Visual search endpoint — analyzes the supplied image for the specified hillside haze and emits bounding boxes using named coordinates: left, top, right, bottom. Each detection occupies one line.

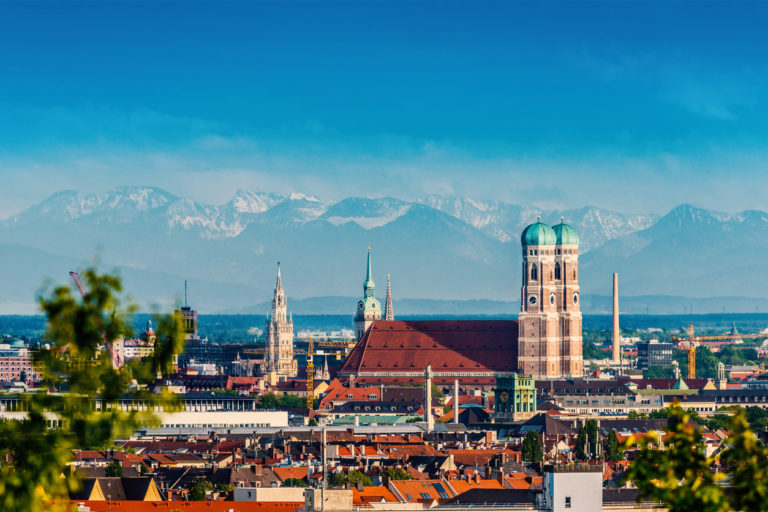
left=0, top=186, right=762, bottom=314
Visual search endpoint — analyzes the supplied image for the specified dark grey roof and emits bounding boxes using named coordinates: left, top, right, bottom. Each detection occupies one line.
left=537, top=379, right=630, bottom=396
left=121, top=477, right=155, bottom=500
left=516, top=413, right=575, bottom=436
left=70, top=478, right=100, bottom=501
left=95, top=477, right=126, bottom=500
left=599, top=419, right=670, bottom=433
left=603, top=488, right=655, bottom=504
left=662, top=394, right=716, bottom=403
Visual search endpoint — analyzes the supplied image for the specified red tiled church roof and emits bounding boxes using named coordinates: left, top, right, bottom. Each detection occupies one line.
left=339, top=320, right=518, bottom=385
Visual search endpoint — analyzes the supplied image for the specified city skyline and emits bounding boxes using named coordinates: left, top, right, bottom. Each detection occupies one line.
left=2, top=1, right=768, bottom=217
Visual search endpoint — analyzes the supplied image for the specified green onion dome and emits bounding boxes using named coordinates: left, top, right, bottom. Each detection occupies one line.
left=521, top=218, right=557, bottom=246
left=552, top=219, right=580, bottom=245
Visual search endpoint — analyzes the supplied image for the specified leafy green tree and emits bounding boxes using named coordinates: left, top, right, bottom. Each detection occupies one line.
left=522, top=431, right=543, bottom=463
left=586, top=419, right=599, bottom=457
left=604, top=429, right=622, bottom=462
left=0, top=268, right=183, bottom=512
left=279, top=394, right=306, bottom=409
left=583, top=340, right=609, bottom=360
left=744, top=406, right=768, bottom=431
left=328, top=470, right=372, bottom=486
left=383, top=468, right=412, bottom=480
left=308, top=418, right=318, bottom=426
left=258, top=392, right=280, bottom=409
left=648, top=407, right=704, bottom=425
left=643, top=365, right=673, bottom=379
left=282, top=478, right=308, bottom=487
left=575, top=425, right=588, bottom=461
left=347, top=470, right=373, bottom=486
left=703, top=411, right=732, bottom=431
left=621, top=404, right=727, bottom=512
left=627, top=410, right=648, bottom=419
left=216, top=483, right=233, bottom=493
left=719, top=409, right=768, bottom=512
left=105, top=461, right=123, bottom=477
left=329, top=472, right=347, bottom=486
left=575, top=420, right=599, bottom=461
left=188, top=480, right=211, bottom=501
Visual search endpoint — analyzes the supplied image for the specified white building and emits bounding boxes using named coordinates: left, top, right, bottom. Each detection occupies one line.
left=543, top=464, right=603, bottom=512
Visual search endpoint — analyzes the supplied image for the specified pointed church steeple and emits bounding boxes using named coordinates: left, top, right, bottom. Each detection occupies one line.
left=385, top=274, right=394, bottom=321
left=275, top=261, right=283, bottom=292
left=363, top=245, right=375, bottom=297
left=355, top=245, right=382, bottom=341
left=272, top=262, right=287, bottom=321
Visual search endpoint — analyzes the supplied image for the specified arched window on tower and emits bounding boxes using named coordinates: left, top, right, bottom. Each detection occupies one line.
left=554, top=262, right=561, bottom=280
left=531, top=264, right=538, bottom=281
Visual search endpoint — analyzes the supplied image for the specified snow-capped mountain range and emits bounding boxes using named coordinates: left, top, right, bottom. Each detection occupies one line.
left=2, top=186, right=654, bottom=250
left=0, top=186, right=765, bottom=314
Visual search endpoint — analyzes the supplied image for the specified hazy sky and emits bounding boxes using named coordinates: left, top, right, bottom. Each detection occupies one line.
left=1, top=0, right=767, bottom=218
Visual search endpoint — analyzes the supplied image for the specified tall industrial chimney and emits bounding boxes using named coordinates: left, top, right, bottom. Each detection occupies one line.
left=612, top=273, right=620, bottom=362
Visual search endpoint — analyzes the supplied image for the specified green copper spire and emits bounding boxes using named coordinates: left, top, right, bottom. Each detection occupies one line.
left=364, top=244, right=375, bottom=297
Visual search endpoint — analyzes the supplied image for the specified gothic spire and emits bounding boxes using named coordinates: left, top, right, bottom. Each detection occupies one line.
left=275, top=261, right=283, bottom=292
left=272, top=262, right=287, bottom=321
left=385, top=273, right=394, bottom=321
left=363, top=245, right=375, bottom=297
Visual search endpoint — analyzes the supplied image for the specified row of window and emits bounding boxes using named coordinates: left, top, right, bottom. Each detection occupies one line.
left=529, top=263, right=576, bottom=281
left=527, top=248, right=577, bottom=256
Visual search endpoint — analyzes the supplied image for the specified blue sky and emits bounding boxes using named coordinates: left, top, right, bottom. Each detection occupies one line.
left=1, top=0, right=767, bottom=216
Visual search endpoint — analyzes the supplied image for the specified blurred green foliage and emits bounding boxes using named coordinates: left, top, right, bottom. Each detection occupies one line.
left=622, top=404, right=768, bottom=512
left=0, top=268, right=184, bottom=512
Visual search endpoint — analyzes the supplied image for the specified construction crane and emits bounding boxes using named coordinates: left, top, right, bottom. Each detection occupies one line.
left=242, top=348, right=310, bottom=356
left=241, top=347, right=348, bottom=359
left=672, top=323, right=768, bottom=344
left=69, top=271, right=123, bottom=369
left=306, top=337, right=314, bottom=410
left=671, top=323, right=768, bottom=379
left=317, top=340, right=355, bottom=348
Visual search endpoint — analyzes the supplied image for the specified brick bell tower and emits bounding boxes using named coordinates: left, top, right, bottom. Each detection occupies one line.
left=518, top=218, right=561, bottom=378
left=552, top=218, right=583, bottom=377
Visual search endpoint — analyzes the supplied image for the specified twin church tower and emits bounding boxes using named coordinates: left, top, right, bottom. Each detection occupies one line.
left=518, top=218, right=583, bottom=378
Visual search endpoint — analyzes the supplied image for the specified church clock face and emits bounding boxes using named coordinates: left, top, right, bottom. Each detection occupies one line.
left=499, top=391, right=509, bottom=403
left=528, top=295, right=537, bottom=306
left=358, top=301, right=365, bottom=310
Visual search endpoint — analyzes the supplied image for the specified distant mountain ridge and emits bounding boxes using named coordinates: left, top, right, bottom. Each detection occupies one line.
left=0, top=187, right=765, bottom=314
left=2, top=186, right=654, bottom=249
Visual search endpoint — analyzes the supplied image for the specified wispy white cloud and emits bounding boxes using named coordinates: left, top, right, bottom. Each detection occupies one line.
left=1, top=100, right=768, bottom=219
